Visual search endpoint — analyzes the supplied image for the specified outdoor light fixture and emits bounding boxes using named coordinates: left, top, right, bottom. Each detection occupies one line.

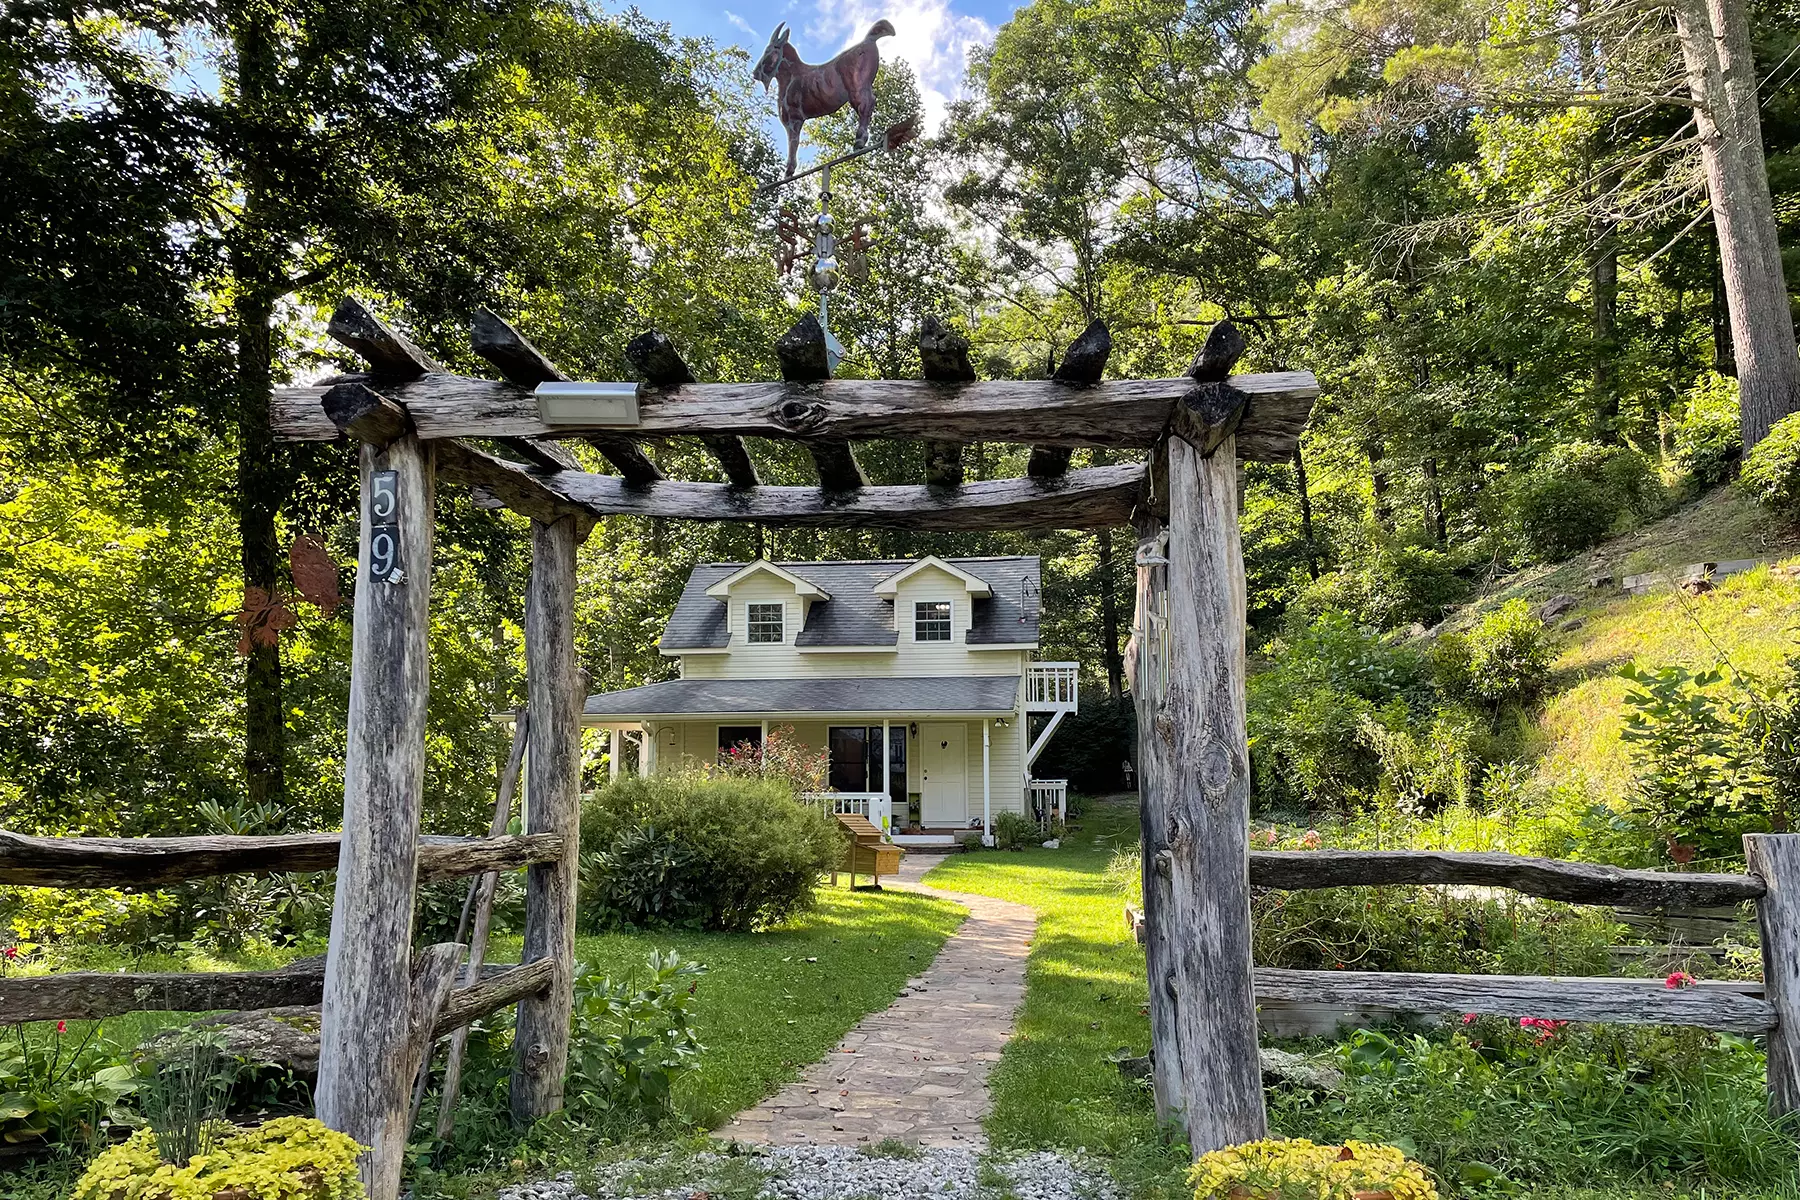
left=994, top=718, right=1010, bottom=729
left=534, top=381, right=641, bottom=427
left=909, top=722, right=917, bottom=737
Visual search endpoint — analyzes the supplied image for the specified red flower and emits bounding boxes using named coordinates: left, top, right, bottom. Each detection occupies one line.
left=2, top=946, right=15, bottom=959
left=55, top=1020, right=66, bottom=1034
left=1666, top=971, right=1696, bottom=989
left=1461, top=1013, right=1478, bottom=1025
left=1667, top=839, right=1698, bottom=864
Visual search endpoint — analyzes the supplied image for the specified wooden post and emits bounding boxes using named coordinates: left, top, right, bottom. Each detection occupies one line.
left=982, top=720, right=993, bottom=846
left=315, top=406, right=436, bottom=1200
left=510, top=515, right=583, bottom=1122
left=1133, top=320, right=1267, bottom=1155
left=1747, top=833, right=1800, bottom=1114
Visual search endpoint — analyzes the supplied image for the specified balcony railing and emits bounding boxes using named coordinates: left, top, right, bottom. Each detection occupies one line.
left=1026, top=662, right=1080, bottom=711
left=1027, top=778, right=1069, bottom=827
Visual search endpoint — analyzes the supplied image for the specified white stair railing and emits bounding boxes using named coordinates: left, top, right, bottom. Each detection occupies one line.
left=801, top=791, right=894, bottom=836
left=1026, top=778, right=1069, bottom=828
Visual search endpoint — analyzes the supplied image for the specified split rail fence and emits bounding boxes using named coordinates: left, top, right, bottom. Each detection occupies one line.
left=1213, top=840, right=1800, bottom=1110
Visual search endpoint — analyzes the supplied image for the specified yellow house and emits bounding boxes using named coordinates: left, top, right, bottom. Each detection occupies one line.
left=584, top=555, right=1078, bottom=847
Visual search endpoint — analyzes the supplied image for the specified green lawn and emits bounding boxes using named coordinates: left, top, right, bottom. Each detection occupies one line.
left=492, top=884, right=964, bottom=1125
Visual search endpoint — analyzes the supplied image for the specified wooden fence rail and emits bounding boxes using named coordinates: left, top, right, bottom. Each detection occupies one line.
left=1247, top=848, right=1764, bottom=909
left=0, top=831, right=563, bottom=888
left=0, top=957, right=553, bottom=1029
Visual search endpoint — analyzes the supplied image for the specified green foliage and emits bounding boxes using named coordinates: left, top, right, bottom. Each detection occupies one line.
left=1273, top=1025, right=1799, bottom=1191
left=1299, top=544, right=1471, bottom=630
left=992, top=810, right=1040, bottom=850
left=1507, top=443, right=1660, bottom=560
left=1674, top=374, right=1744, bottom=487
left=1618, top=663, right=1775, bottom=860
left=578, top=773, right=839, bottom=933
left=1033, top=693, right=1138, bottom=795
left=1435, top=600, right=1556, bottom=710
left=1740, top=411, right=1800, bottom=521
left=72, top=1116, right=366, bottom=1200
left=0, top=1022, right=138, bottom=1149
left=565, top=951, right=706, bottom=1123
left=138, top=1028, right=236, bottom=1164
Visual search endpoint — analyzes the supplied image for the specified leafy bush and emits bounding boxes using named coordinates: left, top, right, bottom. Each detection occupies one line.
left=1360, top=702, right=1490, bottom=814
left=1674, top=371, right=1743, bottom=486
left=714, top=724, right=829, bottom=792
left=1431, top=600, right=1555, bottom=710
left=0, top=1020, right=138, bottom=1149
left=1189, top=1138, right=1437, bottom=1200
left=1740, top=409, right=1800, bottom=522
left=2, top=886, right=176, bottom=950
left=566, top=950, right=705, bottom=1123
left=992, top=810, right=1038, bottom=850
left=73, top=1116, right=365, bottom=1200
left=579, top=772, right=839, bottom=932
left=1272, top=1024, right=1796, bottom=1190
left=1507, top=441, right=1659, bottom=560
left=1299, top=544, right=1469, bottom=630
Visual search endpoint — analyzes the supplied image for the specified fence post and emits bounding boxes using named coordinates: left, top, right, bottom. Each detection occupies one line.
left=510, top=515, right=583, bottom=1121
left=315, top=409, right=435, bottom=1200
left=1746, top=833, right=1800, bottom=1114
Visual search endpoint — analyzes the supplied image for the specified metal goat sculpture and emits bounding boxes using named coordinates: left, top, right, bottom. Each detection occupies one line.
left=753, top=20, right=894, bottom=179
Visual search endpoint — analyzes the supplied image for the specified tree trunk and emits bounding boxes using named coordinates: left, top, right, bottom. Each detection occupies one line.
left=1712, top=242, right=1737, bottom=376
left=1294, top=446, right=1320, bottom=581
left=1676, top=0, right=1800, bottom=447
left=232, top=20, right=286, bottom=813
left=1423, top=458, right=1445, bottom=546
left=1365, top=439, right=1394, bottom=530
left=1094, top=449, right=1124, bottom=698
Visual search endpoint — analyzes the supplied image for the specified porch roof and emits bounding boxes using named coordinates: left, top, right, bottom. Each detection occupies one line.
left=582, top=675, right=1020, bottom=722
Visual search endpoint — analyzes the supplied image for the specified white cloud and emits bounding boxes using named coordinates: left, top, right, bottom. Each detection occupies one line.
left=806, top=0, right=992, bottom=133
left=723, top=9, right=759, bottom=37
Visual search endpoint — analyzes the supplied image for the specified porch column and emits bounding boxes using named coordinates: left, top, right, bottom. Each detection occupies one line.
left=881, top=719, right=891, bottom=833
left=982, top=720, right=993, bottom=846
left=608, top=728, right=620, bottom=782
left=643, top=723, right=657, bottom=775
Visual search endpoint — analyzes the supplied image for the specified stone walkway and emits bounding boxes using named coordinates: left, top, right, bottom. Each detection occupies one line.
left=716, top=853, right=1036, bottom=1149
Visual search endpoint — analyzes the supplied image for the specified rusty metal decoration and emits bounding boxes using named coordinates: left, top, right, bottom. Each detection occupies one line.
left=753, top=20, right=893, bottom=180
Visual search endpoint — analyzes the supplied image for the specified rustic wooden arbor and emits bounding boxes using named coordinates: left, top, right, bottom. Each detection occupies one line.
left=262, top=297, right=1315, bottom=1191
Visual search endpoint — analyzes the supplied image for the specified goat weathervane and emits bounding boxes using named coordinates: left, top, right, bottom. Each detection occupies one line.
left=752, top=18, right=919, bottom=375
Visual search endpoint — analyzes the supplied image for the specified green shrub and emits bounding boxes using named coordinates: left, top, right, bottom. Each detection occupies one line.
left=566, top=950, right=705, bottom=1123
left=1507, top=442, right=1659, bottom=560
left=1740, top=409, right=1800, bottom=521
left=578, top=772, right=839, bottom=932
left=73, top=1116, right=365, bottom=1200
left=1300, top=544, right=1469, bottom=630
left=0, top=1021, right=138, bottom=1149
left=1674, top=371, right=1743, bottom=486
left=992, top=810, right=1038, bottom=850
left=1434, top=599, right=1555, bottom=710
left=1033, top=692, right=1137, bottom=794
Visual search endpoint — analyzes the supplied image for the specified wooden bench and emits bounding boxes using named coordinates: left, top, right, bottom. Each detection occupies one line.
left=833, top=813, right=902, bottom=888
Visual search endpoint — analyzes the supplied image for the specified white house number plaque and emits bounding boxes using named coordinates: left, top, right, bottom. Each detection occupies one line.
left=368, top=470, right=403, bottom=584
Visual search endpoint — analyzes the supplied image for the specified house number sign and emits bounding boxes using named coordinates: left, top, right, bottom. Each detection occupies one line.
left=368, top=470, right=404, bottom=584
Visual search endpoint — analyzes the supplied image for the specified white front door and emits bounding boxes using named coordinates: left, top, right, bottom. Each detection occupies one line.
left=920, top=722, right=967, bottom=827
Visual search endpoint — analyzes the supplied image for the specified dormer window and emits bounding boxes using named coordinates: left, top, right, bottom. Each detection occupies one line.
left=747, top=602, right=785, bottom=644
left=914, top=600, right=952, bottom=642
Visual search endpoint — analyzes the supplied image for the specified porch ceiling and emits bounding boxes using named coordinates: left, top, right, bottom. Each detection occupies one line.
left=581, top=675, right=1019, bottom=723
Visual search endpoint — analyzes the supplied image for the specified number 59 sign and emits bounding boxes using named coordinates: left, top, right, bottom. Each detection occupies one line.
left=368, top=470, right=404, bottom=583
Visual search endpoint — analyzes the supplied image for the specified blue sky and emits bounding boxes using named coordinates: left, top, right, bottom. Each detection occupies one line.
left=615, top=0, right=1016, bottom=130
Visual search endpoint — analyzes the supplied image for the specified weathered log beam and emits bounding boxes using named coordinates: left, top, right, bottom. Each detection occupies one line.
left=433, top=959, right=555, bottom=1038
left=470, top=308, right=663, bottom=486
left=1747, top=834, right=1800, bottom=1113
left=0, top=831, right=564, bottom=888
left=1253, top=969, right=1776, bottom=1032
left=779, top=315, right=867, bottom=491
left=625, top=330, right=759, bottom=488
left=541, top=460, right=1145, bottom=531
left=271, top=371, right=1319, bottom=461
left=323, top=382, right=411, bottom=450
left=1028, top=320, right=1112, bottom=479
left=1249, top=849, right=1764, bottom=909
left=0, top=959, right=552, bottom=1027
left=436, top=439, right=596, bottom=540
left=918, top=316, right=974, bottom=486
left=329, top=297, right=444, bottom=377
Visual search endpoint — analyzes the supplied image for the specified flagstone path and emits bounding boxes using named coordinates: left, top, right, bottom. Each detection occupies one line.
left=716, top=853, right=1036, bottom=1149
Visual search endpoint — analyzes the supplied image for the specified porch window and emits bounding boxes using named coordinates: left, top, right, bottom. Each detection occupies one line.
left=914, top=600, right=952, bottom=642
left=747, top=602, right=784, bottom=643
left=826, top=725, right=906, bottom=797
left=717, top=725, right=762, bottom=766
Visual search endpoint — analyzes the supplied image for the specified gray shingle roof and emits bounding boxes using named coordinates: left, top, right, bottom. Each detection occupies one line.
left=657, top=557, right=1041, bottom=651
left=582, top=675, right=1021, bottom=719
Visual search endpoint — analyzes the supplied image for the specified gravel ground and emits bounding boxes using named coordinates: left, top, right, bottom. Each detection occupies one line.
left=498, top=1144, right=1119, bottom=1200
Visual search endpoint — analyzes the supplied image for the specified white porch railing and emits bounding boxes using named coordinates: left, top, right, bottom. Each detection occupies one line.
left=1026, top=662, right=1080, bottom=711
left=802, top=791, right=894, bottom=836
left=1027, top=778, right=1069, bottom=827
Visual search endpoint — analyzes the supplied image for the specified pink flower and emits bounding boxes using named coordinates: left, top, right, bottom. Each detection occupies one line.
left=55, top=1020, right=66, bottom=1034
left=1519, top=1016, right=1567, bottom=1043
left=1666, top=971, right=1696, bottom=989
left=1461, top=1013, right=1478, bottom=1025
left=2, top=946, right=15, bottom=959
left=1300, top=829, right=1322, bottom=849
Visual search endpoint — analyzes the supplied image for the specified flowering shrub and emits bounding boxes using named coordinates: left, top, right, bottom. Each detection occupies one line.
left=73, top=1116, right=364, bottom=1200
left=713, top=725, right=828, bottom=793
left=1189, top=1138, right=1437, bottom=1199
